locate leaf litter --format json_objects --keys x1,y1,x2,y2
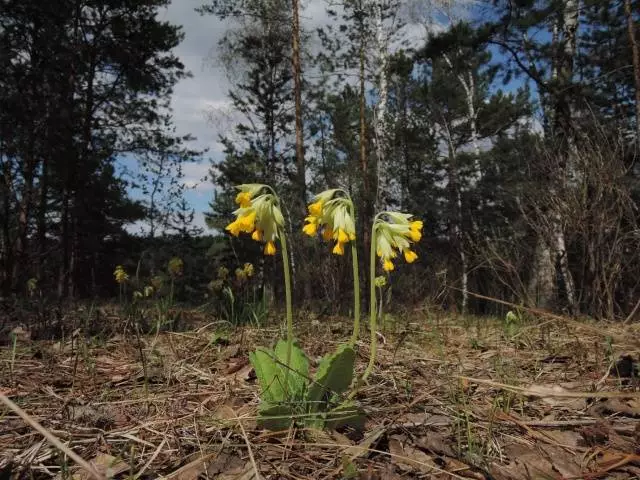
[{"x1": 0, "y1": 311, "x2": 639, "y2": 479}]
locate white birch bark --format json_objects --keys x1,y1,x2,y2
[{"x1": 373, "y1": 0, "x2": 391, "y2": 210}]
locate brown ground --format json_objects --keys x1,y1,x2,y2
[{"x1": 1, "y1": 309, "x2": 640, "y2": 479}]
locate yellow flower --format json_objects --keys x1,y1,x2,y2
[
  {"x1": 243, "y1": 263, "x2": 254, "y2": 277},
  {"x1": 235, "y1": 191, "x2": 252, "y2": 208},
  {"x1": 336, "y1": 228, "x2": 349, "y2": 244},
  {"x1": 382, "y1": 259, "x2": 395, "y2": 271},
  {"x1": 225, "y1": 219, "x2": 242, "y2": 236},
  {"x1": 114, "y1": 265, "x2": 128, "y2": 284},
  {"x1": 407, "y1": 228, "x2": 422, "y2": 242},
  {"x1": 235, "y1": 268, "x2": 247, "y2": 281},
  {"x1": 237, "y1": 210, "x2": 257, "y2": 232},
  {"x1": 404, "y1": 250, "x2": 418, "y2": 263},
  {"x1": 303, "y1": 222, "x2": 317, "y2": 236},
  {"x1": 226, "y1": 184, "x2": 285, "y2": 257},
  {"x1": 303, "y1": 216, "x2": 319, "y2": 237},
  {"x1": 168, "y1": 257, "x2": 184, "y2": 276},
  {"x1": 308, "y1": 200, "x2": 323, "y2": 217},
  {"x1": 332, "y1": 241, "x2": 345, "y2": 255},
  {"x1": 264, "y1": 241, "x2": 277, "y2": 255},
  {"x1": 410, "y1": 220, "x2": 423, "y2": 231},
  {"x1": 322, "y1": 228, "x2": 334, "y2": 241}
]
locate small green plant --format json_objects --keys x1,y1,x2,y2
[
  {"x1": 229, "y1": 185, "x2": 423, "y2": 431},
  {"x1": 503, "y1": 309, "x2": 522, "y2": 338},
  {"x1": 249, "y1": 340, "x2": 362, "y2": 430}
]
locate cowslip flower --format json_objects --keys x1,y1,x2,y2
[
  {"x1": 225, "y1": 184, "x2": 285, "y2": 256},
  {"x1": 303, "y1": 189, "x2": 356, "y2": 256},
  {"x1": 373, "y1": 212, "x2": 423, "y2": 272},
  {"x1": 168, "y1": 257, "x2": 184, "y2": 277},
  {"x1": 114, "y1": 265, "x2": 129, "y2": 284}
]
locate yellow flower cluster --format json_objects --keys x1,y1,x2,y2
[
  {"x1": 114, "y1": 265, "x2": 129, "y2": 284},
  {"x1": 225, "y1": 184, "x2": 284, "y2": 256},
  {"x1": 374, "y1": 213, "x2": 423, "y2": 272},
  {"x1": 303, "y1": 190, "x2": 356, "y2": 256},
  {"x1": 168, "y1": 256, "x2": 184, "y2": 277},
  {"x1": 235, "y1": 262, "x2": 255, "y2": 281}
]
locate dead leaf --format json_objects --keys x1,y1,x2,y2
[
  {"x1": 163, "y1": 453, "x2": 217, "y2": 480},
  {"x1": 61, "y1": 453, "x2": 129, "y2": 480},
  {"x1": 526, "y1": 384, "x2": 587, "y2": 410},
  {"x1": 343, "y1": 427, "x2": 386, "y2": 461},
  {"x1": 388, "y1": 435, "x2": 438, "y2": 474},
  {"x1": 415, "y1": 432, "x2": 456, "y2": 458}
]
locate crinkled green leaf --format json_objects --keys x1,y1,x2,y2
[
  {"x1": 249, "y1": 347, "x2": 286, "y2": 404},
  {"x1": 274, "y1": 339, "x2": 309, "y2": 400},
  {"x1": 325, "y1": 401, "x2": 365, "y2": 431},
  {"x1": 306, "y1": 343, "x2": 355, "y2": 412},
  {"x1": 257, "y1": 402, "x2": 294, "y2": 431}
]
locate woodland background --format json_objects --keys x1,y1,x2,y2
[{"x1": 1, "y1": 0, "x2": 639, "y2": 321}]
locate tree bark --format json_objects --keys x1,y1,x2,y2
[
  {"x1": 291, "y1": 0, "x2": 305, "y2": 211},
  {"x1": 624, "y1": 0, "x2": 640, "y2": 141},
  {"x1": 374, "y1": 0, "x2": 390, "y2": 210},
  {"x1": 360, "y1": 35, "x2": 370, "y2": 248}
]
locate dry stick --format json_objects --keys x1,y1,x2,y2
[
  {"x1": 457, "y1": 376, "x2": 640, "y2": 398},
  {"x1": 623, "y1": 296, "x2": 640, "y2": 324},
  {"x1": 0, "y1": 393, "x2": 106, "y2": 480},
  {"x1": 235, "y1": 411, "x2": 261, "y2": 479}
]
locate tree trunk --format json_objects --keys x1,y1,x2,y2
[
  {"x1": 442, "y1": 53, "x2": 481, "y2": 184},
  {"x1": 374, "y1": 0, "x2": 390, "y2": 210},
  {"x1": 528, "y1": 238, "x2": 556, "y2": 309},
  {"x1": 359, "y1": 36, "x2": 370, "y2": 247},
  {"x1": 624, "y1": 0, "x2": 640, "y2": 142},
  {"x1": 443, "y1": 120, "x2": 468, "y2": 313},
  {"x1": 291, "y1": 0, "x2": 305, "y2": 211}
]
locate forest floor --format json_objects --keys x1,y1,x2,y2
[{"x1": 1, "y1": 307, "x2": 640, "y2": 479}]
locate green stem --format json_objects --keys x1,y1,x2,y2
[
  {"x1": 279, "y1": 228, "x2": 293, "y2": 394},
  {"x1": 362, "y1": 220, "x2": 378, "y2": 382},
  {"x1": 349, "y1": 202, "x2": 360, "y2": 346}
]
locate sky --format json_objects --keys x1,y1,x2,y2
[
  {"x1": 126, "y1": 0, "x2": 479, "y2": 236},
  {"x1": 127, "y1": 0, "x2": 343, "y2": 235}
]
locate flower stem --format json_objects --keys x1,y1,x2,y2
[
  {"x1": 279, "y1": 228, "x2": 293, "y2": 394},
  {"x1": 350, "y1": 202, "x2": 360, "y2": 346},
  {"x1": 362, "y1": 220, "x2": 378, "y2": 382}
]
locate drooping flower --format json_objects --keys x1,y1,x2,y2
[
  {"x1": 243, "y1": 262, "x2": 254, "y2": 277},
  {"x1": 217, "y1": 266, "x2": 229, "y2": 280},
  {"x1": 168, "y1": 257, "x2": 184, "y2": 277},
  {"x1": 264, "y1": 240, "x2": 277, "y2": 255},
  {"x1": 225, "y1": 184, "x2": 285, "y2": 256},
  {"x1": 114, "y1": 265, "x2": 129, "y2": 284},
  {"x1": 303, "y1": 189, "x2": 356, "y2": 256},
  {"x1": 373, "y1": 212, "x2": 423, "y2": 272}
]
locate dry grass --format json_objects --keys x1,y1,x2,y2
[{"x1": 1, "y1": 308, "x2": 640, "y2": 479}]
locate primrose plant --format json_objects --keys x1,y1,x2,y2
[{"x1": 226, "y1": 184, "x2": 423, "y2": 431}]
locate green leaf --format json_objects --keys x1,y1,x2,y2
[
  {"x1": 257, "y1": 402, "x2": 294, "y2": 431},
  {"x1": 325, "y1": 401, "x2": 365, "y2": 431},
  {"x1": 249, "y1": 347, "x2": 286, "y2": 404},
  {"x1": 274, "y1": 339, "x2": 309, "y2": 400},
  {"x1": 306, "y1": 343, "x2": 355, "y2": 412}
]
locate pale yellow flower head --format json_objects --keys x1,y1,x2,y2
[
  {"x1": 168, "y1": 257, "x2": 184, "y2": 277},
  {"x1": 225, "y1": 184, "x2": 285, "y2": 256},
  {"x1": 303, "y1": 189, "x2": 356, "y2": 256},
  {"x1": 114, "y1": 265, "x2": 129, "y2": 284},
  {"x1": 373, "y1": 212, "x2": 423, "y2": 272}
]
